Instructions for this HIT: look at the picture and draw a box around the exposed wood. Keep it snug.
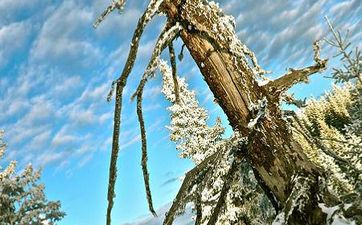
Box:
[161,1,331,224]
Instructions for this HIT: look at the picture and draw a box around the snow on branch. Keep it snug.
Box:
[266,41,328,94]
[93,0,126,28]
[247,97,268,129]
[325,17,362,84]
[283,94,307,108]
[206,155,241,225]
[286,111,362,174]
[117,22,181,218]
[135,83,157,216]
[272,174,317,225]
[163,149,225,225]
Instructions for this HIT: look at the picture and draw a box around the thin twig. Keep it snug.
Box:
[93,0,126,29]
[168,42,180,103]
[136,81,157,216]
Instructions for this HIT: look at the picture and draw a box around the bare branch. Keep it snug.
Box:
[131,23,182,100]
[168,42,180,103]
[136,82,157,217]
[178,44,186,61]
[325,16,362,84]
[93,0,126,29]
[266,41,327,93]
[106,1,164,224]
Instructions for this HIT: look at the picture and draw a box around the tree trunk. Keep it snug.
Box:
[161,1,331,224]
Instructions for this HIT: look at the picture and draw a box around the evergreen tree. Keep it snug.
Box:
[160,60,274,225]
[287,23,362,224]
[0,130,65,225]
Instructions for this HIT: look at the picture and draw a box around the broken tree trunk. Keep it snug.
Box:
[160,1,331,224]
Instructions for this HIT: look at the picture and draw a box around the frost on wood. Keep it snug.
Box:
[93,0,126,28]
[179,1,269,78]
[247,97,268,129]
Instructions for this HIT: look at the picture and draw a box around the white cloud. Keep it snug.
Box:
[52,132,78,147]
[0,21,32,67]
[30,0,101,70]
[219,0,361,72]
[2,0,361,174]
[0,0,42,25]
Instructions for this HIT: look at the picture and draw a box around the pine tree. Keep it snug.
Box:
[287,23,362,224]
[0,130,65,225]
[160,60,274,225]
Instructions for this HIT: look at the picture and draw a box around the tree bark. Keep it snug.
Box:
[161,1,331,224]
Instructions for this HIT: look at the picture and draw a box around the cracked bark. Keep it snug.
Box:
[161,1,332,224]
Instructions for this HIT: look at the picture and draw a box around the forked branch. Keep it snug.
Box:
[96,1,165,224]
[131,23,182,100]
[266,41,327,93]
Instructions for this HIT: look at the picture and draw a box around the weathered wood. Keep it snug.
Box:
[161,1,330,223]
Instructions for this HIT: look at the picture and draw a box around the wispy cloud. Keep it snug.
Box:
[1,0,360,177]
[0,21,32,68]
[220,0,361,72]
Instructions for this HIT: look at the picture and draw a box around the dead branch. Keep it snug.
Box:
[101,1,164,224]
[136,83,157,216]
[93,0,126,28]
[168,43,180,103]
[131,23,182,100]
[283,94,307,108]
[266,41,327,93]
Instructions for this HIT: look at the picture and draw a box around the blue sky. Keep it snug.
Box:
[0,0,361,225]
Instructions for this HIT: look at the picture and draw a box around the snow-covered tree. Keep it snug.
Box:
[159,60,274,225]
[93,1,362,224]
[0,130,65,225]
[286,23,362,224]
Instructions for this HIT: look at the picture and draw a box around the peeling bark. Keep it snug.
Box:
[160,1,331,224]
